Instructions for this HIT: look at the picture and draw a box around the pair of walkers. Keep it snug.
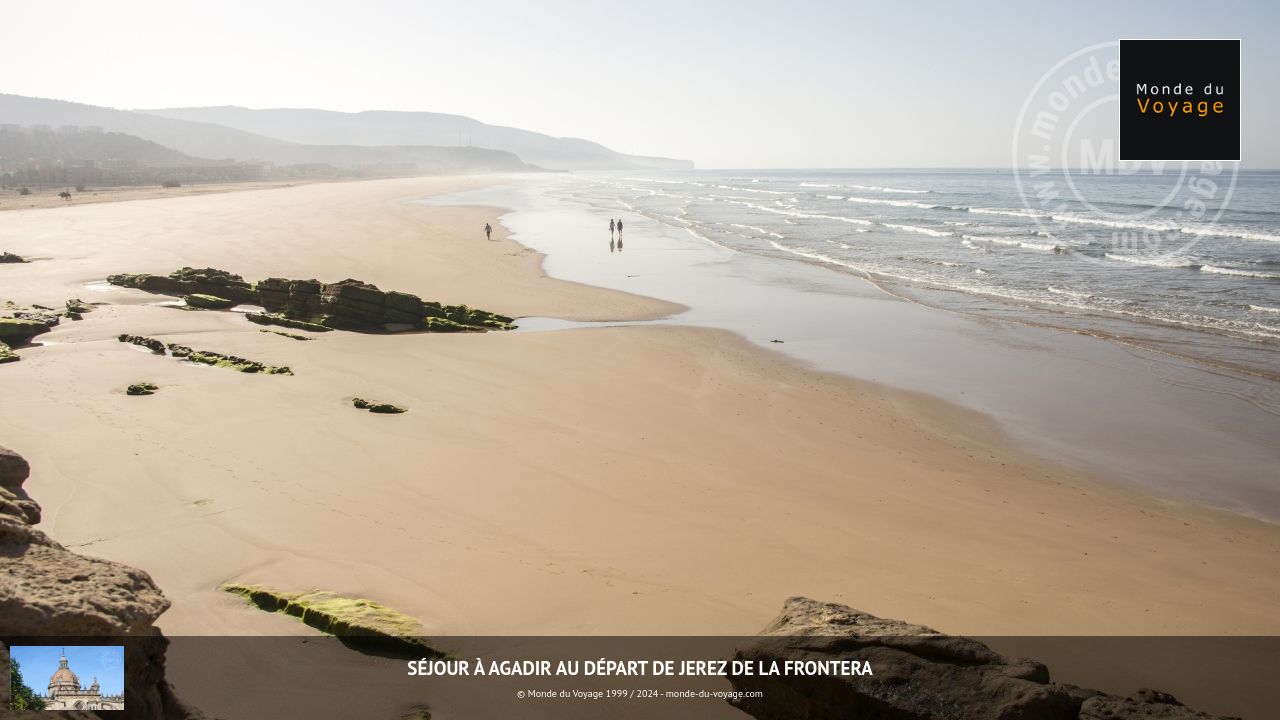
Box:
[609,218,624,238]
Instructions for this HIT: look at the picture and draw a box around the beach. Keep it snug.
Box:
[2,173,1279,648]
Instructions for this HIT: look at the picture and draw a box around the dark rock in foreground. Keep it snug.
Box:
[0,250,27,263]
[0,340,17,364]
[127,382,159,396]
[729,597,1239,720]
[0,444,206,718]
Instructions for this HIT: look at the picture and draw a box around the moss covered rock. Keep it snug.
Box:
[222,583,441,657]
[166,343,292,375]
[183,293,238,310]
[353,397,407,414]
[126,382,159,396]
[118,333,167,354]
[0,341,17,364]
[0,251,27,263]
[0,317,51,346]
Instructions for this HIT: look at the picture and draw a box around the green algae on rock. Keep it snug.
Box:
[166,343,293,375]
[0,340,17,364]
[0,251,27,263]
[221,583,442,657]
[0,317,51,346]
[183,293,238,310]
[126,382,159,396]
[353,397,408,414]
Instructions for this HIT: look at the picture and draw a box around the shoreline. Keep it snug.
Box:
[435,175,1280,524]
[1,174,1278,639]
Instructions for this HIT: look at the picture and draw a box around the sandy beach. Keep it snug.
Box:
[2,174,1278,645]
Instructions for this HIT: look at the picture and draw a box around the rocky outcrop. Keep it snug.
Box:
[256,276,514,332]
[127,382,159,396]
[119,333,168,354]
[0,444,39,525]
[728,597,1239,720]
[107,266,515,333]
[167,343,292,375]
[0,340,17,364]
[221,583,442,658]
[107,267,258,305]
[353,397,408,414]
[0,444,207,719]
[0,250,27,263]
[0,317,51,346]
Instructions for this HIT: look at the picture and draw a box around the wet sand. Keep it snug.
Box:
[0,174,1277,644]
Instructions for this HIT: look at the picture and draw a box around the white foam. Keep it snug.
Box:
[883,223,952,237]
[1104,253,1199,268]
[1249,305,1280,314]
[1201,265,1280,279]
[846,196,938,209]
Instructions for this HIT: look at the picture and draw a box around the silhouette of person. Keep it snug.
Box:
[484,223,492,240]
[616,218,624,238]
[609,218,615,238]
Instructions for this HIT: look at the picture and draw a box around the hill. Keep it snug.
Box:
[0,94,536,174]
[137,106,693,171]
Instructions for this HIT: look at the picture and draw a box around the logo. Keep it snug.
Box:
[1012,41,1239,264]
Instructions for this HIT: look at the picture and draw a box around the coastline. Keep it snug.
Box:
[1,174,1278,640]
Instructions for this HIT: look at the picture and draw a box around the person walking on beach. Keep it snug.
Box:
[609,218,615,238]
[616,218,624,238]
[484,222,492,240]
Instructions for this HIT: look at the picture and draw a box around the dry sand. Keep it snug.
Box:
[1,174,1278,641]
[0,180,312,213]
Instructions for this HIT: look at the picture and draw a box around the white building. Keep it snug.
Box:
[40,650,125,711]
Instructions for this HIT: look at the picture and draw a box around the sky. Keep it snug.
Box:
[9,645,126,696]
[2,0,1277,168]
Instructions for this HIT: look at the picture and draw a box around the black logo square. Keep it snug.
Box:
[1120,39,1240,161]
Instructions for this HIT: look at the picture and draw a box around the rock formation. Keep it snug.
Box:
[0,250,27,263]
[166,343,292,375]
[0,444,207,719]
[127,382,159,396]
[352,397,408,414]
[118,333,167,354]
[107,267,515,333]
[107,267,258,305]
[728,597,1239,720]
[0,340,17,364]
[221,583,442,658]
[0,317,51,347]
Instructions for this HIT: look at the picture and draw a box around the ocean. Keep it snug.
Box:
[556,169,1280,383]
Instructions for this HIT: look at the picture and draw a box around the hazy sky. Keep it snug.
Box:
[3,0,1277,167]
